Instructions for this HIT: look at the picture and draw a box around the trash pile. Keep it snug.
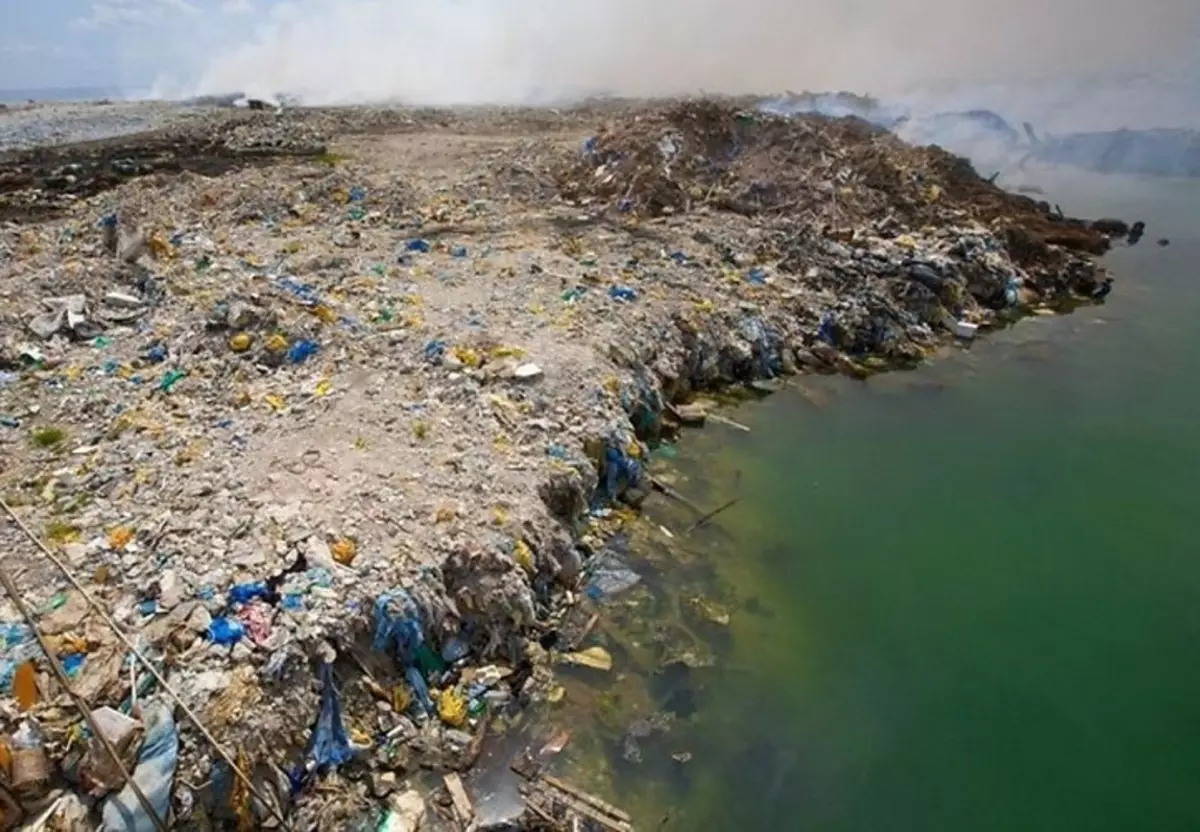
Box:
[0,95,1129,828]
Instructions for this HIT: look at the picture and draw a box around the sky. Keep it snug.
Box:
[2,0,1199,125]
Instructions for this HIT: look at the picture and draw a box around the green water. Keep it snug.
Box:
[572,170,1200,831]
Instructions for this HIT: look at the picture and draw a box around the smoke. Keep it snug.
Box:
[179,0,1199,119]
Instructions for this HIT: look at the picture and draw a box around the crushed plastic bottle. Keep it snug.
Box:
[609,285,638,302]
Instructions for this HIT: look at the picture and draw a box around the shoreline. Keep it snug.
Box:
[0,99,1122,828]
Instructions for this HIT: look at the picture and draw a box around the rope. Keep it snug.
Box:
[0,564,168,832]
[1,498,292,829]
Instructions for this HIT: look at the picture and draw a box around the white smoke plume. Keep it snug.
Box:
[180,0,1200,120]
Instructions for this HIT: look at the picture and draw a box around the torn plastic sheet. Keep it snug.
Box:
[585,547,642,601]
[306,662,353,771]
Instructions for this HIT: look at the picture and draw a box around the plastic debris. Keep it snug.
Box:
[227,582,269,605]
[286,339,320,364]
[437,688,468,728]
[609,285,638,302]
[158,369,186,393]
[562,646,613,672]
[101,699,177,832]
[585,548,642,600]
[13,662,37,711]
[207,618,245,645]
[331,538,357,566]
[307,662,353,770]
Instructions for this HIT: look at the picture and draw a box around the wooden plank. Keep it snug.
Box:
[541,774,632,824]
[444,772,474,824]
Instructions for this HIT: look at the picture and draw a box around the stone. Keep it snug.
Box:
[381,789,426,832]
[371,771,399,798]
[158,569,184,609]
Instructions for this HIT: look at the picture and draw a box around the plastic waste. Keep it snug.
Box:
[1004,277,1021,306]
[451,245,468,258]
[746,267,767,285]
[594,441,642,505]
[609,285,638,302]
[227,582,268,605]
[286,339,320,364]
[585,548,642,600]
[158,368,186,393]
[275,275,320,306]
[423,339,447,363]
[816,313,837,345]
[307,662,353,770]
[349,186,366,202]
[144,343,168,363]
[440,635,469,664]
[437,688,468,728]
[373,589,425,664]
[11,720,50,800]
[239,604,273,645]
[61,652,86,677]
[405,239,431,253]
[207,618,245,645]
[373,589,435,713]
[101,699,177,832]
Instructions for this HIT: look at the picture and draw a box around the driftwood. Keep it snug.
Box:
[512,764,634,832]
[685,498,740,534]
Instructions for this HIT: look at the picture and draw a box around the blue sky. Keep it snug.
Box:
[0,0,260,91]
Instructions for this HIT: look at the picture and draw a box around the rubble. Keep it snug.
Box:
[0,94,1125,828]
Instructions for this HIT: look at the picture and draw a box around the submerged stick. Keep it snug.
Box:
[707,412,751,432]
[648,475,705,516]
[685,498,741,534]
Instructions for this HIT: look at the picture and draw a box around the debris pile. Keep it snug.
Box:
[0,95,1132,828]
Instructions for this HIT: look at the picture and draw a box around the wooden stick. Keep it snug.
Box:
[541,774,633,824]
[707,412,751,432]
[648,475,705,515]
[685,498,741,534]
[444,772,474,824]
[542,788,631,832]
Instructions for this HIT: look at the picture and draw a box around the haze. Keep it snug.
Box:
[186,0,1200,114]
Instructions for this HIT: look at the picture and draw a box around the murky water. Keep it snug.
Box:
[537,168,1200,831]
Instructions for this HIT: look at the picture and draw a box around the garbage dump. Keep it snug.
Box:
[0,94,1131,827]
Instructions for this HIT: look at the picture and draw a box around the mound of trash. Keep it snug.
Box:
[556,100,1113,262]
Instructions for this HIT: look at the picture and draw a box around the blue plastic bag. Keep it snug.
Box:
[208,618,245,645]
[286,340,320,364]
[307,662,353,770]
[372,589,424,665]
[228,582,269,604]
